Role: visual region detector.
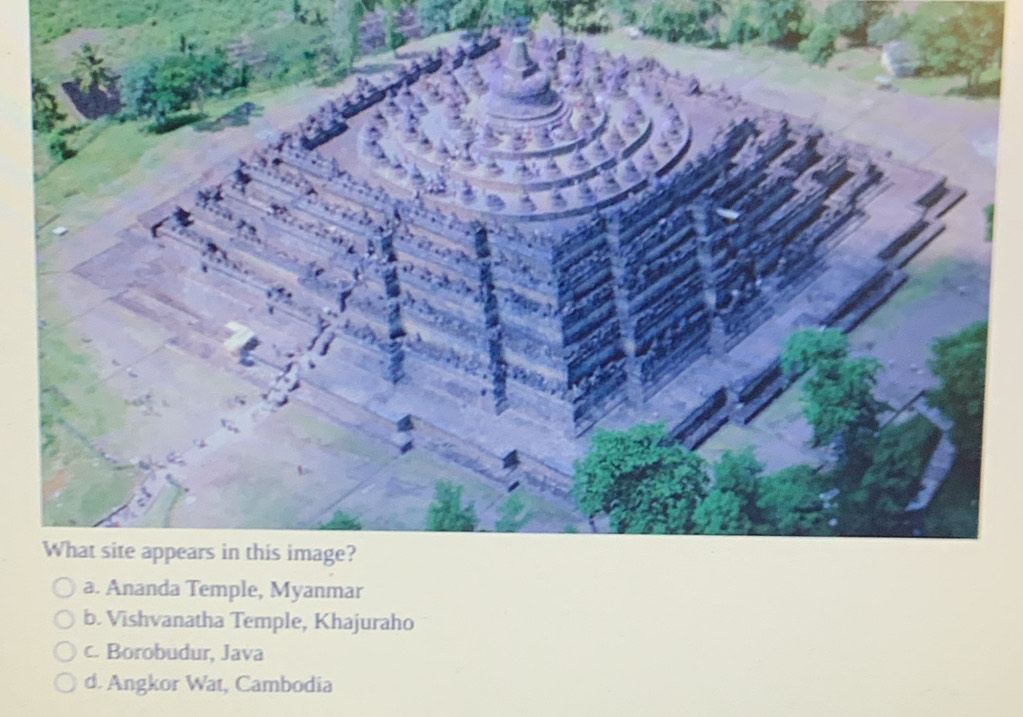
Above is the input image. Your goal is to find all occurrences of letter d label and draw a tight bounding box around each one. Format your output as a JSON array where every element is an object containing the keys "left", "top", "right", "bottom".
[{"left": 85, "top": 674, "right": 98, "bottom": 689}]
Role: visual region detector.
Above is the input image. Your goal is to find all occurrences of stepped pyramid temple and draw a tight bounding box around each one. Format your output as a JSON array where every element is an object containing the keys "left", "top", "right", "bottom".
[{"left": 140, "top": 32, "right": 962, "bottom": 494}]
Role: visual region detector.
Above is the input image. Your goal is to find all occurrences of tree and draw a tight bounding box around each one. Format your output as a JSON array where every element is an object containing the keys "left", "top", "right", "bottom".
[
  {"left": 909, "top": 1, "right": 1004, "bottom": 91},
  {"left": 691, "top": 447, "right": 762, "bottom": 534},
  {"left": 780, "top": 325, "right": 847, "bottom": 373},
  {"left": 417, "top": 0, "right": 459, "bottom": 34},
  {"left": 426, "top": 481, "right": 478, "bottom": 531},
  {"left": 46, "top": 133, "right": 75, "bottom": 161},
  {"left": 117, "top": 50, "right": 242, "bottom": 129},
  {"left": 118, "top": 59, "right": 159, "bottom": 120},
  {"left": 450, "top": 0, "right": 488, "bottom": 29},
  {"left": 755, "top": 465, "right": 834, "bottom": 536},
  {"left": 822, "top": 0, "right": 891, "bottom": 46},
  {"left": 799, "top": 22, "right": 838, "bottom": 66},
  {"left": 332, "top": 0, "right": 362, "bottom": 72},
  {"left": 867, "top": 11, "right": 904, "bottom": 47},
  {"left": 782, "top": 328, "right": 889, "bottom": 468},
  {"left": 573, "top": 422, "right": 710, "bottom": 534},
  {"left": 841, "top": 415, "right": 939, "bottom": 536},
  {"left": 149, "top": 56, "right": 201, "bottom": 126},
  {"left": 72, "top": 43, "right": 113, "bottom": 91},
  {"left": 822, "top": 0, "right": 865, "bottom": 39},
  {"left": 543, "top": 0, "right": 612, "bottom": 35},
  {"left": 31, "top": 77, "right": 65, "bottom": 133},
  {"left": 319, "top": 510, "right": 363, "bottom": 529},
  {"left": 495, "top": 491, "right": 532, "bottom": 532},
  {"left": 488, "top": 0, "right": 538, "bottom": 28},
  {"left": 723, "top": 0, "right": 759, "bottom": 46},
  {"left": 753, "top": 0, "right": 808, "bottom": 48},
  {"left": 926, "top": 321, "right": 987, "bottom": 463},
  {"left": 608, "top": 0, "right": 638, "bottom": 25},
  {"left": 540, "top": 0, "right": 577, "bottom": 36},
  {"left": 640, "top": 0, "right": 720, "bottom": 46},
  {"left": 185, "top": 49, "right": 234, "bottom": 114},
  {"left": 381, "top": 0, "right": 407, "bottom": 50},
  {"left": 984, "top": 204, "right": 995, "bottom": 241}
]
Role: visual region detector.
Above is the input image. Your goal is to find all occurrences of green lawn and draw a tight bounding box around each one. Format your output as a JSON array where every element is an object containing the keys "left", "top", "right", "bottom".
[
  {"left": 42, "top": 420, "right": 143, "bottom": 526},
  {"left": 35, "top": 117, "right": 149, "bottom": 194},
  {"left": 849, "top": 257, "right": 956, "bottom": 335},
  {"left": 38, "top": 304, "right": 143, "bottom": 525},
  {"left": 846, "top": 51, "right": 1002, "bottom": 98},
  {"left": 30, "top": 0, "right": 301, "bottom": 48},
  {"left": 132, "top": 481, "right": 186, "bottom": 528},
  {"left": 38, "top": 322, "right": 126, "bottom": 439}
]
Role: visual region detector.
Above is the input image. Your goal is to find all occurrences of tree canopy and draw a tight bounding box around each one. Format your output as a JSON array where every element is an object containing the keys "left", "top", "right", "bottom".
[
  {"left": 425, "top": 481, "right": 478, "bottom": 531},
  {"left": 755, "top": 464, "right": 834, "bottom": 536},
  {"left": 639, "top": 0, "right": 722, "bottom": 46},
  {"left": 573, "top": 422, "right": 710, "bottom": 534},
  {"left": 751, "top": 0, "right": 808, "bottom": 48},
  {"left": 822, "top": 1, "right": 890, "bottom": 46},
  {"left": 331, "top": 0, "right": 363, "bottom": 72},
  {"left": 495, "top": 491, "right": 532, "bottom": 532},
  {"left": 782, "top": 328, "right": 889, "bottom": 467},
  {"left": 926, "top": 321, "right": 987, "bottom": 463},
  {"left": 417, "top": 0, "right": 459, "bottom": 34},
  {"left": 866, "top": 9, "right": 905, "bottom": 47},
  {"left": 798, "top": 22, "right": 838, "bottom": 66},
  {"left": 691, "top": 449, "right": 834, "bottom": 536},
  {"left": 909, "top": 1, "right": 1004, "bottom": 90},
  {"left": 840, "top": 414, "right": 939, "bottom": 536},
  {"left": 319, "top": 510, "right": 363, "bottom": 530},
  {"left": 119, "top": 49, "right": 244, "bottom": 130},
  {"left": 72, "top": 43, "right": 114, "bottom": 91},
  {"left": 691, "top": 447, "right": 761, "bottom": 534}
]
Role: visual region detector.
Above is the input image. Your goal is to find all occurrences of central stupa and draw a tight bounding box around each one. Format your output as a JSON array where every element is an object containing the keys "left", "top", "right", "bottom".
[
  {"left": 486, "top": 35, "right": 565, "bottom": 125},
  {"left": 357, "top": 34, "right": 691, "bottom": 220}
]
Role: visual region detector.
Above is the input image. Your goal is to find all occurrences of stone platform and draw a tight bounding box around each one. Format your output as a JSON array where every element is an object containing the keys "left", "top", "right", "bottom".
[{"left": 128, "top": 30, "right": 963, "bottom": 498}]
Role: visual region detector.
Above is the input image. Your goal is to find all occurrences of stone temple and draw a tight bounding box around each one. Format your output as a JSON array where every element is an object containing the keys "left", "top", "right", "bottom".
[{"left": 144, "top": 32, "right": 962, "bottom": 495}]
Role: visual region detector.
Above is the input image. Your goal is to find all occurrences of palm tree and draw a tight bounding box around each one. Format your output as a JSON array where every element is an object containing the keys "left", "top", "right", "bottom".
[{"left": 72, "top": 43, "right": 113, "bottom": 91}]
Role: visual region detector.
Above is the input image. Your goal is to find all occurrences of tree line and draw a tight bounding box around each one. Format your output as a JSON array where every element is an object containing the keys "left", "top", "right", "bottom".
[
  {"left": 571, "top": 322, "right": 987, "bottom": 538},
  {"left": 320, "top": 321, "right": 986, "bottom": 537},
  {"left": 320, "top": 480, "right": 532, "bottom": 532},
  {"left": 31, "top": 1, "right": 1003, "bottom": 165}
]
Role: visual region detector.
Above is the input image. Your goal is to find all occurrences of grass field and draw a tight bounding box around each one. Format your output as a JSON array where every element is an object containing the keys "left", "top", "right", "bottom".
[
  {"left": 38, "top": 312, "right": 145, "bottom": 525},
  {"left": 30, "top": 0, "right": 302, "bottom": 50}
]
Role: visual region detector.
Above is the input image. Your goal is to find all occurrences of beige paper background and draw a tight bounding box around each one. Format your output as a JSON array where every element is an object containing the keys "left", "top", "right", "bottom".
[{"left": 2, "top": 2, "right": 1021, "bottom": 714}]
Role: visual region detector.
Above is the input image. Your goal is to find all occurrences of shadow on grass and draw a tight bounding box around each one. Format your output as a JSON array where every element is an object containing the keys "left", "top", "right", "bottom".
[
  {"left": 921, "top": 454, "right": 981, "bottom": 538},
  {"left": 193, "top": 102, "right": 265, "bottom": 133},
  {"left": 356, "top": 61, "right": 404, "bottom": 75},
  {"left": 314, "top": 71, "right": 349, "bottom": 88},
  {"left": 946, "top": 77, "right": 1002, "bottom": 99},
  {"left": 146, "top": 112, "right": 206, "bottom": 134},
  {"left": 394, "top": 48, "right": 430, "bottom": 60}
]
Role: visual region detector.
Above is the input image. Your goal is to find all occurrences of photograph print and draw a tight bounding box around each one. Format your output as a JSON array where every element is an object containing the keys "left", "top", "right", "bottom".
[{"left": 31, "top": 0, "right": 1001, "bottom": 535}]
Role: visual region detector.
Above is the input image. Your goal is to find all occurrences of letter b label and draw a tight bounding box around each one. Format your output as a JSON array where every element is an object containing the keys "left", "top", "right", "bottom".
[{"left": 83, "top": 610, "right": 99, "bottom": 626}]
